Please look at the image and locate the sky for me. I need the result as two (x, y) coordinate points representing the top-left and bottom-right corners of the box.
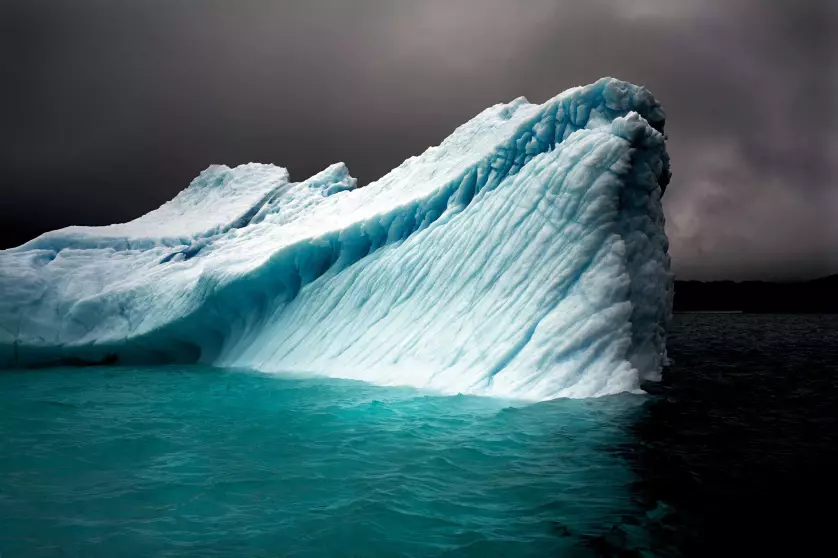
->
(1, 0), (836, 280)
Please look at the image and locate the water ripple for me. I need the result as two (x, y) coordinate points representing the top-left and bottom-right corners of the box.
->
(0, 366), (646, 557)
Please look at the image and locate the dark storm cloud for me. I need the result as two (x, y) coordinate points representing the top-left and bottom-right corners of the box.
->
(1, 0), (835, 279)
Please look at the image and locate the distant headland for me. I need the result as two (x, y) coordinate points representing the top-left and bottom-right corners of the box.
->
(674, 275), (838, 313)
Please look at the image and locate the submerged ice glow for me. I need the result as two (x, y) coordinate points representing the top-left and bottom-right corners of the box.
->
(0, 78), (672, 400)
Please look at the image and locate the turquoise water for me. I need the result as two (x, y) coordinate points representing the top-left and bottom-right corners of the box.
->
(5, 315), (838, 556)
(0, 366), (647, 557)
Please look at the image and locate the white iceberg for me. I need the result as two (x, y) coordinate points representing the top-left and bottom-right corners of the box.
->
(0, 78), (672, 400)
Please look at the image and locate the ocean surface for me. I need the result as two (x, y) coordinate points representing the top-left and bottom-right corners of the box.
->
(1, 314), (836, 557)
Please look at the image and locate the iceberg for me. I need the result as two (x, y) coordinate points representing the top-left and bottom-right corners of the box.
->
(0, 78), (672, 400)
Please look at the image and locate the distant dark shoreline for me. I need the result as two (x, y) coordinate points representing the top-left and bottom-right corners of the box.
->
(673, 275), (838, 313)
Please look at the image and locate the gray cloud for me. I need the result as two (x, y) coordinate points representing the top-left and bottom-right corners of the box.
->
(1, 0), (835, 279)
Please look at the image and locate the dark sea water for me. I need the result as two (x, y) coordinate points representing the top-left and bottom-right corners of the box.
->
(1, 314), (836, 557)
(634, 313), (838, 556)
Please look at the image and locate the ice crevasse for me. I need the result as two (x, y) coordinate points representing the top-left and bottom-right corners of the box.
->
(0, 78), (673, 400)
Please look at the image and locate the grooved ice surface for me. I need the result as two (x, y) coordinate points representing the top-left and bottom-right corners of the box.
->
(0, 78), (672, 400)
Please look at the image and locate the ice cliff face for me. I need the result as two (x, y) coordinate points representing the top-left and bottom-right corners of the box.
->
(0, 78), (672, 400)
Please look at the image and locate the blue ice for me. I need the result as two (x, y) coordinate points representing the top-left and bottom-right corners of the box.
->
(0, 78), (672, 400)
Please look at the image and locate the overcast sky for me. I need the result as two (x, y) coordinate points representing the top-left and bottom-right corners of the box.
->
(1, 0), (836, 279)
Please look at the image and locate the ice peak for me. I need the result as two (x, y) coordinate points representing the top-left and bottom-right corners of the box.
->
(303, 162), (358, 196)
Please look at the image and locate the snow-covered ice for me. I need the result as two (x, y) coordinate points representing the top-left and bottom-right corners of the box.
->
(0, 78), (672, 400)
